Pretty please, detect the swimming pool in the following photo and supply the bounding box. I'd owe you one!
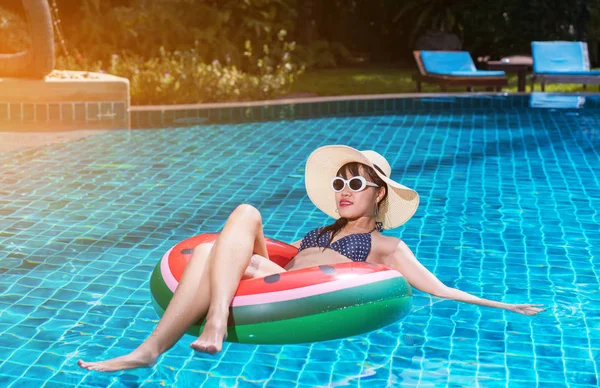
[1,94,599,387]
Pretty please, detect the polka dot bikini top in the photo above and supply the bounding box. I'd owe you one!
[297,222,384,262]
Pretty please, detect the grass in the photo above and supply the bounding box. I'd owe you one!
[289,66,599,96]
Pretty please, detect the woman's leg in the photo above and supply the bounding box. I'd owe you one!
[77,242,216,372]
[190,204,284,354]
[77,204,283,371]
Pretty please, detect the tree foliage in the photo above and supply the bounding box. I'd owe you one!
[2,0,597,69]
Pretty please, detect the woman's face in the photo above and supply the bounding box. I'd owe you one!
[334,166,384,220]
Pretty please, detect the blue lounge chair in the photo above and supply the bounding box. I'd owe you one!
[413,50,507,92]
[531,41,600,91]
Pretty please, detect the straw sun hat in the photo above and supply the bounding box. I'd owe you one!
[304,145,420,229]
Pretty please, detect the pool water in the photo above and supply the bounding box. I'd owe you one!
[1,95,599,387]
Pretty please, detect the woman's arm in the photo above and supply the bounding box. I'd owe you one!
[379,240,545,316]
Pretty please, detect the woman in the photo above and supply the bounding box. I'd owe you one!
[78,145,544,372]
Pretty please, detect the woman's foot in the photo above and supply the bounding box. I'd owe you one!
[190,320,228,354]
[77,348,158,372]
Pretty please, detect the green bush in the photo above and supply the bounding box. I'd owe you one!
[57,0,351,72]
[61,0,297,67]
[0,3,304,105]
[56,34,304,105]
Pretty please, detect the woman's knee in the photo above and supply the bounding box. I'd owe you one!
[231,204,262,227]
[243,254,286,279]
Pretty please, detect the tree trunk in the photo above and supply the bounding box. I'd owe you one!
[0,0,55,79]
[298,0,318,45]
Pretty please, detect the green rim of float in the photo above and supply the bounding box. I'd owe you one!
[149,233,412,344]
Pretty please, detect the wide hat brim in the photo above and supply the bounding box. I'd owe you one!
[305,145,420,229]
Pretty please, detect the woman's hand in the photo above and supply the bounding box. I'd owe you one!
[506,304,546,316]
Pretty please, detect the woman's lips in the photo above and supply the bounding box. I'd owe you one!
[339,201,353,207]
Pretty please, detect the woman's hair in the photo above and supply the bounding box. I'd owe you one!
[316,162,388,249]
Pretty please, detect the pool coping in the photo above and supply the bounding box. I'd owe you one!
[129,91,600,129]
[130,92,528,111]
[131,90,600,110]
[2,90,600,139]
[131,91,523,111]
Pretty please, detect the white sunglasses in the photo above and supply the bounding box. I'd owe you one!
[331,176,379,192]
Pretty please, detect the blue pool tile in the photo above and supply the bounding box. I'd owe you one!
[297,370,333,386]
[508,366,536,381]
[536,356,566,371]
[563,346,594,360]
[566,371,598,385]
[265,378,300,387]
[174,370,209,387]
[538,382,568,388]
[0,362,28,378]
[43,380,76,388]
[1,95,600,387]
[535,344,564,358]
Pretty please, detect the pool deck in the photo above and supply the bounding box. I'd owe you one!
[0,70,130,152]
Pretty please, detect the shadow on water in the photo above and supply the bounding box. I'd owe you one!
[0,128,570,274]
[402,130,564,175]
[3,108,599,275]
[0,184,309,274]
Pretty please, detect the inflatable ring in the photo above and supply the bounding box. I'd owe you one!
[150,233,412,344]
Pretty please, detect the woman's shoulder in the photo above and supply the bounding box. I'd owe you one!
[372,234,402,256]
